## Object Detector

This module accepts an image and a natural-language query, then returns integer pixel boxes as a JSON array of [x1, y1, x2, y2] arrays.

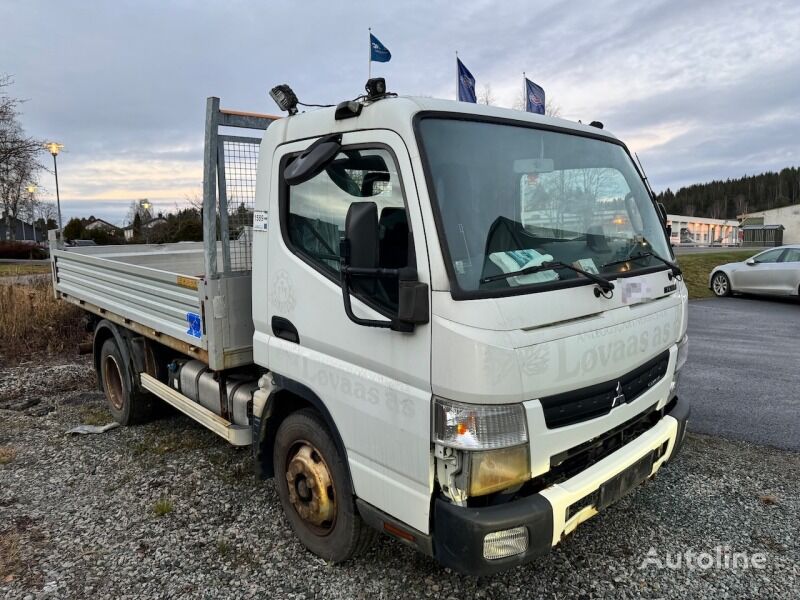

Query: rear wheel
[[273, 409, 375, 562], [711, 272, 732, 297], [99, 338, 153, 425]]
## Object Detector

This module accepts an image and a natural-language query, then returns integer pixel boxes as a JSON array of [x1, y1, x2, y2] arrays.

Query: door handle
[[272, 316, 299, 344]]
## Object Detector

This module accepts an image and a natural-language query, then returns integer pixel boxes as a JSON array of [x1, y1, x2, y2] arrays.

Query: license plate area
[[597, 450, 656, 511]]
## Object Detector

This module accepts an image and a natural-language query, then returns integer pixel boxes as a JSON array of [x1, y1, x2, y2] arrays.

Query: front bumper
[[433, 395, 690, 576]]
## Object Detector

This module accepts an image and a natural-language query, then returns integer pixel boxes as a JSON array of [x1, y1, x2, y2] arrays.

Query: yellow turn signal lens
[[468, 445, 531, 496]]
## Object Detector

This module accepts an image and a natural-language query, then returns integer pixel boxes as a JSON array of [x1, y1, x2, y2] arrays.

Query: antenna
[[634, 152, 656, 199]]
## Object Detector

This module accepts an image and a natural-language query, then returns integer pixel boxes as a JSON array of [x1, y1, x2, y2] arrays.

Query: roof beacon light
[[270, 84, 299, 116]]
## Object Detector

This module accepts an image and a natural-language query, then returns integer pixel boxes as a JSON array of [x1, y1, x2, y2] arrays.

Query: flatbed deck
[[52, 242, 253, 370]]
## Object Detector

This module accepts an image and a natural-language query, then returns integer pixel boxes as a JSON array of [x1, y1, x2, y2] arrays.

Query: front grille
[[523, 397, 677, 496], [539, 349, 670, 428]]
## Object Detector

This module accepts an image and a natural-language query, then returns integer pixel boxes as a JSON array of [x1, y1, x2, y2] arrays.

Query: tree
[[33, 201, 57, 238], [513, 92, 561, 116], [477, 83, 495, 106], [63, 217, 84, 241], [132, 212, 142, 240], [0, 75, 42, 240], [125, 199, 153, 226], [655, 167, 800, 219]]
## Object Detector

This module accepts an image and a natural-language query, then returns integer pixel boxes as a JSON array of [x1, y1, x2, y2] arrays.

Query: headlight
[[466, 446, 530, 496], [675, 335, 689, 372], [433, 397, 528, 450]]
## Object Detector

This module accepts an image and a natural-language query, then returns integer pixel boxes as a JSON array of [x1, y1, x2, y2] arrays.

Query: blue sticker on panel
[[186, 312, 202, 338]]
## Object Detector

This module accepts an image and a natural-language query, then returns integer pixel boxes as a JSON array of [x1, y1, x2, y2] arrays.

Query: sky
[[2, 0, 799, 225]]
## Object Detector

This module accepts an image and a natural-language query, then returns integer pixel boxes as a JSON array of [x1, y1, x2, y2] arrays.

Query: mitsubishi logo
[[611, 381, 626, 408]]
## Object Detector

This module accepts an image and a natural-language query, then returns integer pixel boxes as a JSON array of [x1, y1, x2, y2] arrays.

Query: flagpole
[[522, 71, 526, 111], [368, 27, 372, 79], [455, 51, 458, 100]]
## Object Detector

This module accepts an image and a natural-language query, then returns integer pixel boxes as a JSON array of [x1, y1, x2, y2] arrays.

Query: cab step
[[139, 373, 252, 446]]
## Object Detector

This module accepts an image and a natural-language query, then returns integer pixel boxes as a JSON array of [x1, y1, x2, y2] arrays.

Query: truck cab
[[251, 94, 689, 573], [54, 90, 689, 575]]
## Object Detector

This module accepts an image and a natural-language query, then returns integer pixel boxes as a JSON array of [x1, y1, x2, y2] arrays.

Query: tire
[[273, 408, 375, 563], [711, 271, 732, 297], [99, 338, 154, 425]]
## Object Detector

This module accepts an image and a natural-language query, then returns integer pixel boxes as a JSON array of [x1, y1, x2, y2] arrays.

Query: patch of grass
[[132, 429, 213, 457], [0, 530, 22, 581], [216, 539, 232, 556], [0, 279, 87, 361], [78, 406, 113, 426], [675, 250, 755, 299], [0, 263, 51, 277], [152, 498, 174, 517], [0, 446, 17, 465]]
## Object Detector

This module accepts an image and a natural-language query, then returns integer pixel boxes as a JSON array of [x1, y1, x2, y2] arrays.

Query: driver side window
[[755, 249, 784, 263], [283, 147, 414, 312]]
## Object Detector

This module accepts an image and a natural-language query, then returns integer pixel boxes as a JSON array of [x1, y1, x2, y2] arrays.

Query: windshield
[[417, 117, 672, 296]]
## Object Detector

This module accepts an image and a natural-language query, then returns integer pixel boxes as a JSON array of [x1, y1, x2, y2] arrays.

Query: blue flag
[[525, 78, 546, 115], [370, 33, 391, 63], [457, 58, 476, 103]]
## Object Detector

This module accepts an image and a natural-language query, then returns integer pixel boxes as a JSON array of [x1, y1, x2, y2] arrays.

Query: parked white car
[[709, 245, 800, 297]]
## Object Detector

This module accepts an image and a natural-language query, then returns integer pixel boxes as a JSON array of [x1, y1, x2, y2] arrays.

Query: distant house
[[739, 204, 800, 245], [0, 211, 46, 242], [84, 217, 120, 234], [123, 216, 168, 241], [143, 216, 167, 229], [666, 214, 739, 246]]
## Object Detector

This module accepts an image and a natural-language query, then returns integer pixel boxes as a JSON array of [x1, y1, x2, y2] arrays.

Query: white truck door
[[265, 130, 433, 533]]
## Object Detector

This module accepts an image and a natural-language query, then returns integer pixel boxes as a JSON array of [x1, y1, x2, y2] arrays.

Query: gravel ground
[[1, 358, 799, 599]]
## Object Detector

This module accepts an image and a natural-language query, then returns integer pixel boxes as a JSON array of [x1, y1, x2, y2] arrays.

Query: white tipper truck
[[51, 81, 689, 575]]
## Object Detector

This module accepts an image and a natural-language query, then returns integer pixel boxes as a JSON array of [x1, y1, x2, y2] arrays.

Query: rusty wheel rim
[[102, 354, 124, 411], [285, 441, 336, 535]]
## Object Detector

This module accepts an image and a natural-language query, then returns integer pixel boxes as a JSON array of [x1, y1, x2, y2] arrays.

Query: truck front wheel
[[273, 408, 375, 562], [99, 338, 153, 425]]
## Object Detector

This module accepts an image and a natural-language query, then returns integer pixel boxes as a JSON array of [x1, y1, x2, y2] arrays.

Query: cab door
[[265, 130, 433, 533]]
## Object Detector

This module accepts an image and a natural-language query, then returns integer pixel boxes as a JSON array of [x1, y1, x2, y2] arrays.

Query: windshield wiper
[[481, 261, 614, 294], [602, 252, 682, 278]]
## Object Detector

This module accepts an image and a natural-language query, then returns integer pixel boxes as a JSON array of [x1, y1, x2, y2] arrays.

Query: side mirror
[[340, 202, 428, 331], [746, 258, 756, 266], [284, 134, 342, 186], [344, 202, 379, 270]]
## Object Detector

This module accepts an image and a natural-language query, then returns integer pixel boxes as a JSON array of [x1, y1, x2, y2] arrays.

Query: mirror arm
[[344, 266, 401, 279], [338, 241, 394, 329]]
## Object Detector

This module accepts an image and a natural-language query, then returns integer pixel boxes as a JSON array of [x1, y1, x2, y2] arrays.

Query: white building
[[739, 204, 800, 245], [666, 214, 739, 246]]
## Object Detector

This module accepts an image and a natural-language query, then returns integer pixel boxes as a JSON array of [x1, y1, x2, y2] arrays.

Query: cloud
[[3, 0, 798, 221]]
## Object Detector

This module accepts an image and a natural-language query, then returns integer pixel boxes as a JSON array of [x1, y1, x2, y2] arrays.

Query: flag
[[370, 33, 391, 63], [457, 58, 476, 103], [525, 78, 545, 115]]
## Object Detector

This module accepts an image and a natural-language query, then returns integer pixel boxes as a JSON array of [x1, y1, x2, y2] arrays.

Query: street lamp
[[24, 184, 36, 241], [44, 142, 64, 236]]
